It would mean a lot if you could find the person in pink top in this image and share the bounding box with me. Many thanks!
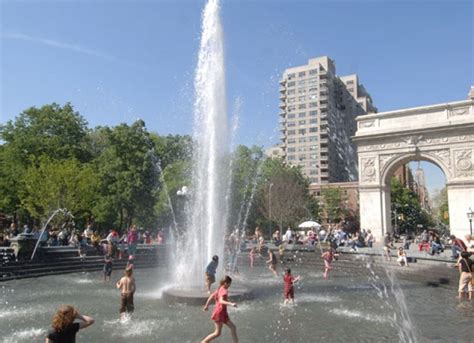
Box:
[201,275,239,343]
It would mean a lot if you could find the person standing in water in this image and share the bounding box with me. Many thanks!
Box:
[116,266,136,320]
[46,305,94,342]
[266,249,278,276]
[103,254,113,283]
[205,255,219,294]
[201,275,238,343]
[283,268,301,305]
[321,248,339,279]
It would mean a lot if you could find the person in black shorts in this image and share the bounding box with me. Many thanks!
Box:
[103,254,113,283]
[46,305,94,343]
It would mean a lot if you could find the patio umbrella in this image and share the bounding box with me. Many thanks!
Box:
[298,221,321,229]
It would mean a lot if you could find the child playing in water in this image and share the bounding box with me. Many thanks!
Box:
[249,247,256,268]
[116,266,136,320]
[103,254,113,283]
[205,255,219,294]
[283,268,301,305]
[321,248,339,279]
[266,250,278,276]
[201,275,239,343]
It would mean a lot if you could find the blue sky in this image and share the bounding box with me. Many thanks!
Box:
[1,0,472,194]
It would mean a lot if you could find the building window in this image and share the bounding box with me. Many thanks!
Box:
[309,102,318,108]
[288,105,296,111]
[298,71,306,77]
[309,127,318,133]
[288,138,296,144]
[287,73,295,79]
[298,80,306,86]
[288,81,296,87]
[310,118,317,124]
[288,113,295,119]
[310,154,318,160]
[299,120,306,125]
[309,94,317,100]
[299,155,306,161]
[298,88,306,94]
[298,112,306,118]
[346,80,354,85]
[308,78,318,85]
[288,121,296,127]
[298,96,306,102]
[316,190,321,196]
[298,104,306,109]
[288,147,295,153]
[347,88,354,92]
[288,155,296,161]
[309,69,318,75]
[298,137,306,143]
[310,162,318,167]
[309,110,317,116]
[298,129,306,134]
[298,147,306,152]
[288,97,295,103]
[309,87,317,93]
[309,145,318,151]
[309,136,318,141]
[288,130,296,135]
[288,89,296,95]
[309,169,318,175]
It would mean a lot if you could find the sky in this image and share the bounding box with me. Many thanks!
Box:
[1,0,472,195]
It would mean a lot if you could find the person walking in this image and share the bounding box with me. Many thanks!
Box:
[201,276,239,343]
[205,255,219,294]
[455,251,473,300]
[450,235,467,259]
[116,266,136,320]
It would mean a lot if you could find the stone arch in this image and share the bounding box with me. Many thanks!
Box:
[353,96,474,241]
[381,152,449,187]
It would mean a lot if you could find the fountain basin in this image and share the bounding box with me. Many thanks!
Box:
[162,286,252,306]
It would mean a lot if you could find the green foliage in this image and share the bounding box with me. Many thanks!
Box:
[321,187,343,223]
[256,158,319,235]
[21,157,99,221]
[390,177,434,233]
[93,120,158,230]
[150,133,192,170]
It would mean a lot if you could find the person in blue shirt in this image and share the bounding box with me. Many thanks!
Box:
[205,255,219,294]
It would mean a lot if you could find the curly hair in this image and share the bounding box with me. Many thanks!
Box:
[52,305,77,332]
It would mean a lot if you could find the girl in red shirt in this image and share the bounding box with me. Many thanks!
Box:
[202,276,239,343]
[283,268,301,305]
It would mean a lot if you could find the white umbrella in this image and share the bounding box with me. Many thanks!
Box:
[298,221,321,229]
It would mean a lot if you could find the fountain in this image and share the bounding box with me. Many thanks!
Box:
[162,0,251,304]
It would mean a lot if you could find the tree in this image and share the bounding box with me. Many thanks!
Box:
[93,120,158,230]
[390,177,434,234]
[150,133,193,170]
[21,157,99,223]
[256,158,317,235]
[321,187,343,224]
[0,103,91,221]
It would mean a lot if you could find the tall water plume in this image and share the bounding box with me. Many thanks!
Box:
[174,0,229,287]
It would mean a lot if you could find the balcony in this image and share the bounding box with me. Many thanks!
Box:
[320,172,329,178]
[279,79,286,85]
[320,155,328,161]
[280,135,286,141]
[279,102,286,109]
[320,103,328,110]
[279,110,286,117]
[278,117,286,124]
[320,138,328,144]
[320,120,328,126]
[279,86,286,92]
[279,93,286,100]
[320,147,328,153]
[279,125,286,132]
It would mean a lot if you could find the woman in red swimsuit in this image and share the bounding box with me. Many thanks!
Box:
[201,275,239,343]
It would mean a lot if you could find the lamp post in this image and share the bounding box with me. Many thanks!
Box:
[467,207,474,236]
[269,183,274,239]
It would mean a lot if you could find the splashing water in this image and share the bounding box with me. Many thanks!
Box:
[174,0,229,287]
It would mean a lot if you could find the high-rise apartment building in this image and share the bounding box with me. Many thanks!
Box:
[278,56,376,183]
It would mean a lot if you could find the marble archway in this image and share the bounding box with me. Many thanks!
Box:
[353,96,474,241]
